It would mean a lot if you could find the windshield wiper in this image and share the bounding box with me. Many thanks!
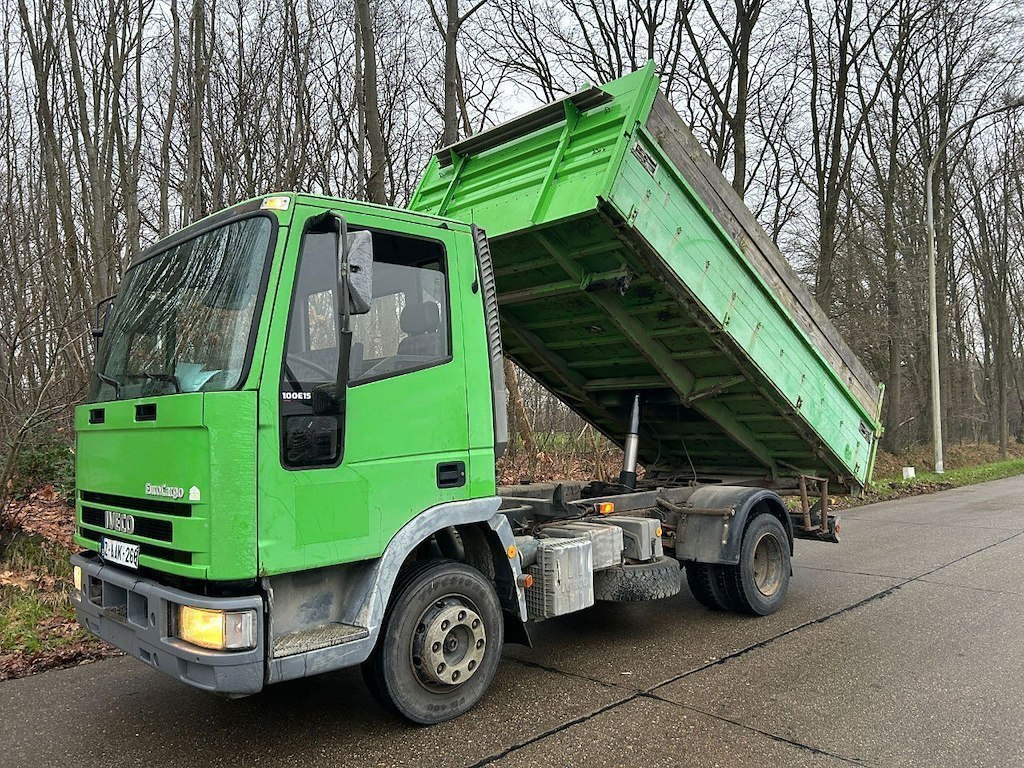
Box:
[142,371,182,394]
[96,371,122,400]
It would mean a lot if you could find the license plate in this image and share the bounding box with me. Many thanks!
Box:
[101,537,140,569]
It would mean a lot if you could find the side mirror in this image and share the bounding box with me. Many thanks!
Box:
[342,230,373,315]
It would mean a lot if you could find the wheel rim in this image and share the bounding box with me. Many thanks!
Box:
[410,595,486,690]
[751,532,785,597]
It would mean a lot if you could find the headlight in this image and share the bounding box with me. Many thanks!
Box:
[72,565,82,592]
[176,606,256,651]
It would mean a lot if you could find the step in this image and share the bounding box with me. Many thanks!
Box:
[273,622,369,658]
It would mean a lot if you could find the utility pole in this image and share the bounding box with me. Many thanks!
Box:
[925,98,1024,473]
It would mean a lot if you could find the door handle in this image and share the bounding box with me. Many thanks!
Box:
[436,462,466,489]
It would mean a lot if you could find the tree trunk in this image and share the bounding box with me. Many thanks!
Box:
[355,0,387,204]
[504,359,536,463]
[441,0,460,146]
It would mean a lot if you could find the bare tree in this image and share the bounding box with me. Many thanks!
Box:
[427,0,488,145]
[356,0,387,203]
[680,0,767,196]
[1,0,1024,495]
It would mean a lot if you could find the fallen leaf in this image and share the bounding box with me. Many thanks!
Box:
[33,485,57,502]
[0,570,35,590]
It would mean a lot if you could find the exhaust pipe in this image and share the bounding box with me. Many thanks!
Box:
[618,394,640,491]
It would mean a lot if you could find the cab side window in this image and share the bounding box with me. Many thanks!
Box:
[348,237,449,383]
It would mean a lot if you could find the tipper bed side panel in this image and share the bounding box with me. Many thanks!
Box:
[645,94,880,418]
[604,128,877,484]
[410,66,882,489]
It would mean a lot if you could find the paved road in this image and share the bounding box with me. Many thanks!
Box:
[4,476,1024,768]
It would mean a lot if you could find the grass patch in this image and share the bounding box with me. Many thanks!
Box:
[873,442,1024,480]
[0,534,80,656]
[0,528,116,680]
[868,457,1024,501]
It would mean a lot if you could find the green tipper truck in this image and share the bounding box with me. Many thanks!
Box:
[71,65,883,723]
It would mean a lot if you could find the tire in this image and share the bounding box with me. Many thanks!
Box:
[719,513,791,616]
[360,559,504,724]
[593,556,681,602]
[684,562,735,611]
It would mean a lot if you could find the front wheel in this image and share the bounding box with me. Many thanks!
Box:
[361,559,504,724]
[719,513,791,616]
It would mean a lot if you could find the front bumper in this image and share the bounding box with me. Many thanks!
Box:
[71,553,266,695]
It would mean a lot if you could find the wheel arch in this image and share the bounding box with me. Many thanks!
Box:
[673,486,793,566]
[371,499,529,632]
[267,497,528,686]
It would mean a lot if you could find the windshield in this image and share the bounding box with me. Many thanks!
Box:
[89,216,274,402]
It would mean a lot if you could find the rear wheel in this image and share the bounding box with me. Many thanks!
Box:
[684,562,734,611]
[361,559,504,724]
[719,513,790,616]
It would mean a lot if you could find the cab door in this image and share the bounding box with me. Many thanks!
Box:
[256,204,472,575]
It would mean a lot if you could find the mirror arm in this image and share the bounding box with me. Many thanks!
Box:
[333,212,351,412]
[311,212,371,417]
[92,293,117,341]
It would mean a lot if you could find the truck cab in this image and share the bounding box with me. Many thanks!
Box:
[72,193,518,718]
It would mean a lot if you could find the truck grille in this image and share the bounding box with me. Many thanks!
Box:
[77,489,197,568]
[80,506,172,541]
[80,489,191,517]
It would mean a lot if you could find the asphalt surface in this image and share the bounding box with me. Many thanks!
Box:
[4,475,1024,767]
